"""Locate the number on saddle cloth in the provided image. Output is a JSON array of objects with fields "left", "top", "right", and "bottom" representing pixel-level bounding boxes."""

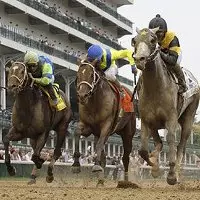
[{"left": 39, "top": 55, "right": 54, "bottom": 72}]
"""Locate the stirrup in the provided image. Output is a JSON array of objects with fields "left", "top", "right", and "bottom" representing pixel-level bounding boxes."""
[{"left": 119, "top": 90, "right": 125, "bottom": 98}]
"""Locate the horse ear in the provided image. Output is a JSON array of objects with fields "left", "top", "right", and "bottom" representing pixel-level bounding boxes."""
[
  {"left": 150, "top": 27, "right": 160, "bottom": 34},
  {"left": 136, "top": 27, "right": 141, "bottom": 34},
  {"left": 5, "top": 60, "right": 14, "bottom": 71},
  {"left": 91, "top": 59, "right": 98, "bottom": 66}
]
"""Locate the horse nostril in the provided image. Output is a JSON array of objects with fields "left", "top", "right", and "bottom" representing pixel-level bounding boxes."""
[{"left": 140, "top": 57, "right": 146, "bottom": 62}]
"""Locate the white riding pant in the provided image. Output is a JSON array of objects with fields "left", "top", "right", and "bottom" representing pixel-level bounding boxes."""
[
  {"left": 177, "top": 51, "right": 182, "bottom": 65},
  {"left": 104, "top": 64, "right": 118, "bottom": 81}
]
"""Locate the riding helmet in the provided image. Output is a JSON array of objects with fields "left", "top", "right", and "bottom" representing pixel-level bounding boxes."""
[
  {"left": 149, "top": 14, "right": 167, "bottom": 32},
  {"left": 24, "top": 51, "right": 39, "bottom": 64},
  {"left": 87, "top": 44, "right": 103, "bottom": 62}
]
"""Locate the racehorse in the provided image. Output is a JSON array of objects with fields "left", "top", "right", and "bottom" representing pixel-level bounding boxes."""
[
  {"left": 132, "top": 27, "right": 200, "bottom": 185},
  {"left": 4, "top": 61, "right": 72, "bottom": 184},
  {"left": 71, "top": 59, "right": 136, "bottom": 187}
]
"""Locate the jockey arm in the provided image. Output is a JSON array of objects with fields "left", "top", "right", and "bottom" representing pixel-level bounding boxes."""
[
  {"left": 160, "top": 36, "right": 181, "bottom": 66},
  {"left": 111, "top": 49, "right": 135, "bottom": 66},
  {"left": 34, "top": 63, "right": 54, "bottom": 85}
]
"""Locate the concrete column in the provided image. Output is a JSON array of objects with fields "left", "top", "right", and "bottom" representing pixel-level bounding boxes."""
[
  {"left": 118, "top": 145, "right": 121, "bottom": 156},
  {"left": 51, "top": 138, "right": 54, "bottom": 148},
  {"left": 79, "top": 139, "right": 82, "bottom": 152},
  {"left": 65, "top": 137, "right": 68, "bottom": 150},
  {"left": 189, "top": 154, "right": 192, "bottom": 165},
  {"left": 113, "top": 144, "right": 116, "bottom": 156},
  {"left": 72, "top": 137, "right": 75, "bottom": 153},
  {"left": 107, "top": 143, "right": 110, "bottom": 157},
  {"left": 85, "top": 139, "right": 88, "bottom": 155},
  {"left": 27, "top": 138, "right": 30, "bottom": 145},
  {"left": 164, "top": 152, "right": 167, "bottom": 163},
  {"left": 0, "top": 56, "right": 6, "bottom": 143},
  {"left": 63, "top": 76, "right": 75, "bottom": 102},
  {"left": 91, "top": 141, "right": 94, "bottom": 155},
  {"left": 191, "top": 131, "right": 194, "bottom": 145}
]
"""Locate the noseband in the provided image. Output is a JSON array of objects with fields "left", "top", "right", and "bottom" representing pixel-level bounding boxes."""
[{"left": 77, "top": 62, "right": 100, "bottom": 97}]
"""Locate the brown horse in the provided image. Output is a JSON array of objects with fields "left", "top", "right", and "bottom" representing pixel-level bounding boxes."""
[
  {"left": 132, "top": 28, "right": 200, "bottom": 185},
  {"left": 4, "top": 61, "right": 72, "bottom": 184},
  {"left": 71, "top": 59, "right": 136, "bottom": 187}
]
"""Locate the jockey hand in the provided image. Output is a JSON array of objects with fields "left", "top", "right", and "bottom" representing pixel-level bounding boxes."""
[
  {"left": 28, "top": 73, "right": 35, "bottom": 81},
  {"left": 131, "top": 65, "right": 137, "bottom": 76}
]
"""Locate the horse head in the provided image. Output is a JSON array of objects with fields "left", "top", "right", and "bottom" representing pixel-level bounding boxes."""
[
  {"left": 7, "top": 61, "right": 29, "bottom": 93},
  {"left": 132, "top": 27, "right": 160, "bottom": 70},
  {"left": 76, "top": 59, "right": 101, "bottom": 104}
]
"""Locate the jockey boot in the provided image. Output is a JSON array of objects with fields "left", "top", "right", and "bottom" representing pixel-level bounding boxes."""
[
  {"left": 172, "top": 64, "right": 187, "bottom": 95},
  {"left": 45, "top": 84, "right": 58, "bottom": 106}
]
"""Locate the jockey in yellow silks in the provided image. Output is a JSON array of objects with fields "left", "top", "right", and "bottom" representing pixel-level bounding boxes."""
[
  {"left": 87, "top": 44, "right": 137, "bottom": 95},
  {"left": 24, "top": 51, "right": 58, "bottom": 105},
  {"left": 149, "top": 14, "right": 187, "bottom": 94}
]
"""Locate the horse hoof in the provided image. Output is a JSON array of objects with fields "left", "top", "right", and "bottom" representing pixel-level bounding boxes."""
[
  {"left": 151, "top": 167, "right": 160, "bottom": 178},
  {"left": 96, "top": 179, "right": 104, "bottom": 188},
  {"left": 46, "top": 175, "right": 54, "bottom": 183},
  {"left": 117, "top": 181, "right": 140, "bottom": 189},
  {"left": 71, "top": 166, "right": 81, "bottom": 174},
  {"left": 167, "top": 176, "right": 177, "bottom": 185},
  {"left": 27, "top": 179, "right": 36, "bottom": 185},
  {"left": 8, "top": 166, "right": 16, "bottom": 176},
  {"left": 92, "top": 165, "right": 103, "bottom": 173}
]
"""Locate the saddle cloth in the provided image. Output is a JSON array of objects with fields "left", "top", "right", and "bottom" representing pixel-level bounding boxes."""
[
  {"left": 178, "top": 68, "right": 199, "bottom": 116},
  {"left": 108, "top": 81, "right": 134, "bottom": 113},
  {"left": 39, "top": 83, "right": 67, "bottom": 111}
]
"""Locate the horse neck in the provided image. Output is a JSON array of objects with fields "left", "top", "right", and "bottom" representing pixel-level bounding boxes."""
[
  {"left": 86, "top": 79, "right": 111, "bottom": 108},
  {"left": 15, "top": 88, "right": 38, "bottom": 113},
  {"left": 142, "top": 57, "right": 169, "bottom": 94}
]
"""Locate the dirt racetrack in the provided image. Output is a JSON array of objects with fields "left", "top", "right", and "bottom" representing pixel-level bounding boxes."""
[{"left": 0, "top": 178, "right": 200, "bottom": 200}]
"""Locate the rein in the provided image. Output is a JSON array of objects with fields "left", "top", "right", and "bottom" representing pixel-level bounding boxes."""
[{"left": 77, "top": 62, "right": 100, "bottom": 96}]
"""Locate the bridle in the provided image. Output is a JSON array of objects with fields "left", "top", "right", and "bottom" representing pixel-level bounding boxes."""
[
  {"left": 8, "top": 62, "right": 29, "bottom": 90},
  {"left": 77, "top": 62, "right": 100, "bottom": 97}
]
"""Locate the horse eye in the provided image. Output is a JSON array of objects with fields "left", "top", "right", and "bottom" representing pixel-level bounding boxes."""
[{"left": 151, "top": 38, "right": 156, "bottom": 44}]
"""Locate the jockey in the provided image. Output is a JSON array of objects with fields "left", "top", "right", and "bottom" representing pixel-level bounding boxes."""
[
  {"left": 149, "top": 14, "right": 187, "bottom": 94},
  {"left": 24, "top": 51, "right": 58, "bottom": 105},
  {"left": 87, "top": 44, "right": 137, "bottom": 96}
]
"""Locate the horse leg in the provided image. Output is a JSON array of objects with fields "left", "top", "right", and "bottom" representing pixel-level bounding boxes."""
[
  {"left": 149, "top": 130, "right": 163, "bottom": 178},
  {"left": 31, "top": 132, "right": 48, "bottom": 171},
  {"left": 166, "top": 118, "right": 178, "bottom": 185},
  {"left": 120, "top": 114, "right": 135, "bottom": 182},
  {"left": 3, "top": 127, "right": 24, "bottom": 176},
  {"left": 139, "top": 123, "right": 153, "bottom": 166},
  {"left": 46, "top": 121, "right": 69, "bottom": 183},
  {"left": 28, "top": 137, "right": 48, "bottom": 185},
  {"left": 176, "top": 99, "right": 199, "bottom": 183},
  {"left": 92, "top": 124, "right": 111, "bottom": 172},
  {"left": 72, "top": 122, "right": 92, "bottom": 173}
]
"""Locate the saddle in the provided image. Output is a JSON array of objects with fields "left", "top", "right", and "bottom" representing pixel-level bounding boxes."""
[{"left": 38, "top": 84, "right": 67, "bottom": 111}]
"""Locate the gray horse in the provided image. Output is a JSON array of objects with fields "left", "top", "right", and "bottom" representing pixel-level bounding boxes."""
[{"left": 132, "top": 28, "right": 200, "bottom": 185}]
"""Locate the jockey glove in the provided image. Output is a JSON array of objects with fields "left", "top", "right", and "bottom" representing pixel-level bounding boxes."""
[
  {"left": 160, "top": 51, "right": 178, "bottom": 66},
  {"left": 131, "top": 64, "right": 137, "bottom": 75}
]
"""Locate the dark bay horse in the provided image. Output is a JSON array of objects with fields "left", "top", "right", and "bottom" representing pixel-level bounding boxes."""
[
  {"left": 4, "top": 61, "right": 72, "bottom": 184},
  {"left": 72, "top": 59, "right": 136, "bottom": 187},
  {"left": 132, "top": 28, "right": 200, "bottom": 185}
]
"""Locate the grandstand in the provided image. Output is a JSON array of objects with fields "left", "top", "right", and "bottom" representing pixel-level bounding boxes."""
[{"left": 0, "top": 0, "right": 200, "bottom": 168}]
